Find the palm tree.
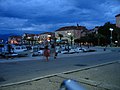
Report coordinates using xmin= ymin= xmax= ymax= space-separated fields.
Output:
xmin=69 ymin=35 xmax=73 ymax=46
xmin=58 ymin=34 xmax=63 ymax=41
xmin=22 ymin=33 xmax=27 ymax=44
xmin=57 ymin=34 xmax=63 ymax=49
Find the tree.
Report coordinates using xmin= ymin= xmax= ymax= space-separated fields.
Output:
xmin=70 ymin=35 xmax=73 ymax=45
xmin=58 ymin=34 xmax=63 ymax=48
xmin=95 ymin=33 xmax=106 ymax=46
xmin=22 ymin=34 xmax=28 ymax=44
xmin=58 ymin=34 xmax=63 ymax=41
xmin=98 ymin=22 xmax=118 ymax=46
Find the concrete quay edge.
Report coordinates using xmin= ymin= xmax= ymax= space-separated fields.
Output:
xmin=57 ymin=72 xmax=120 ymax=90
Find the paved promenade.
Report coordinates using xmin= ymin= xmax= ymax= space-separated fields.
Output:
xmin=0 ymin=60 xmax=120 ymax=90
xmin=0 ymin=47 xmax=120 ymax=90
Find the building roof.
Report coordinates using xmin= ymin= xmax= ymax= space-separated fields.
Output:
xmin=115 ymin=14 xmax=120 ymax=17
xmin=55 ymin=26 xmax=87 ymax=31
xmin=9 ymin=35 xmax=22 ymax=38
xmin=40 ymin=32 xmax=54 ymax=35
xmin=24 ymin=33 xmax=39 ymax=37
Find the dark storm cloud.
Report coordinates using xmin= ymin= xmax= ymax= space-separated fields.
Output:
xmin=0 ymin=0 xmax=120 ymax=34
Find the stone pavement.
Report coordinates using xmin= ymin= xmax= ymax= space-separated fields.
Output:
xmin=0 ymin=60 xmax=120 ymax=90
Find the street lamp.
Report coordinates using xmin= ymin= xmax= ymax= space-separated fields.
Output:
xmin=67 ymin=32 xmax=71 ymax=36
xmin=68 ymin=32 xmax=72 ymax=46
xmin=47 ymin=34 xmax=51 ymax=44
xmin=67 ymin=32 xmax=72 ymax=52
xmin=27 ymin=37 xmax=31 ymax=45
xmin=109 ymin=28 xmax=113 ymax=47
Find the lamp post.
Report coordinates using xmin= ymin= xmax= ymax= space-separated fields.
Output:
xmin=109 ymin=28 xmax=113 ymax=47
xmin=47 ymin=34 xmax=51 ymax=45
xmin=67 ymin=32 xmax=72 ymax=52
xmin=68 ymin=32 xmax=72 ymax=46
xmin=27 ymin=37 xmax=31 ymax=45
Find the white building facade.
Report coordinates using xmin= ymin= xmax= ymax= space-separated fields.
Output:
xmin=115 ymin=14 xmax=120 ymax=28
xmin=55 ymin=26 xmax=87 ymax=44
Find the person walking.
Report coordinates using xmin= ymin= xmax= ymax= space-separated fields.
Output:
xmin=50 ymin=44 xmax=57 ymax=59
xmin=43 ymin=46 xmax=50 ymax=62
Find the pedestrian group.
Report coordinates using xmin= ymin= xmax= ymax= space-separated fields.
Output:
xmin=43 ymin=44 xmax=58 ymax=62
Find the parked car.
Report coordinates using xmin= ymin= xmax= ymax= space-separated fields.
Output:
xmin=38 ymin=50 xmax=44 ymax=55
xmin=12 ymin=45 xmax=29 ymax=57
xmin=32 ymin=47 xmax=44 ymax=56
xmin=61 ymin=49 xmax=76 ymax=54
xmin=74 ymin=47 xmax=87 ymax=53
xmin=2 ymin=44 xmax=28 ymax=56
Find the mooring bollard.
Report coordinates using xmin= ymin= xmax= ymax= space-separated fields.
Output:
xmin=59 ymin=79 xmax=86 ymax=90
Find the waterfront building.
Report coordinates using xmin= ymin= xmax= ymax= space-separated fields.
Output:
xmin=22 ymin=33 xmax=39 ymax=45
xmin=55 ymin=25 xmax=87 ymax=44
xmin=115 ymin=14 xmax=120 ymax=28
xmin=8 ymin=35 xmax=22 ymax=44
xmin=22 ymin=32 xmax=54 ymax=45
xmin=38 ymin=32 xmax=55 ymax=45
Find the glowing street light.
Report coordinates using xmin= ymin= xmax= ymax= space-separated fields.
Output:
xmin=67 ymin=32 xmax=71 ymax=36
xmin=47 ymin=35 xmax=51 ymax=38
xmin=67 ymin=32 xmax=71 ymax=45
xmin=109 ymin=28 xmax=113 ymax=46
xmin=47 ymin=34 xmax=51 ymax=43
xmin=67 ymin=32 xmax=73 ymax=46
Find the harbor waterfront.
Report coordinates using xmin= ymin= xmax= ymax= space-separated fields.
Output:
xmin=0 ymin=46 xmax=120 ymax=90
xmin=0 ymin=1 xmax=120 ymax=89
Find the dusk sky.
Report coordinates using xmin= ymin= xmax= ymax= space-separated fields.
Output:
xmin=0 ymin=0 xmax=120 ymax=34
